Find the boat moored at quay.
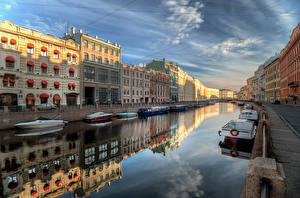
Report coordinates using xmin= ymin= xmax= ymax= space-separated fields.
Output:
xmin=14 ymin=117 xmax=67 ymax=129
xmin=170 ymin=105 xmax=187 ymax=112
xmin=218 ymin=119 xmax=257 ymax=140
xmin=137 ymin=106 xmax=169 ymax=116
xmin=84 ymin=112 xmax=113 ymax=122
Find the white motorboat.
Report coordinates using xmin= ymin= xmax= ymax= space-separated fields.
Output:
xmin=218 ymin=119 xmax=256 ymax=140
xmin=239 ymin=109 xmax=258 ymax=123
xmin=245 ymin=104 xmax=253 ymax=109
xmin=116 ymin=112 xmax=137 ymax=118
xmin=14 ymin=117 xmax=67 ymax=129
xmin=15 ymin=126 xmax=64 ymax=136
xmin=84 ymin=112 xmax=113 ymax=122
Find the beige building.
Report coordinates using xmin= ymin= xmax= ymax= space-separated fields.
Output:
xmin=264 ymin=55 xmax=280 ymax=102
xmin=193 ymin=78 xmax=206 ymax=101
xmin=247 ymin=77 xmax=253 ymax=100
xmin=121 ymin=64 xmax=150 ymax=104
xmin=63 ymin=27 xmax=122 ymax=105
xmin=220 ymin=89 xmax=234 ymax=100
xmin=0 ymin=20 xmax=81 ymax=108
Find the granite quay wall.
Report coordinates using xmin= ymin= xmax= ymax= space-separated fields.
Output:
xmin=0 ymin=101 xmax=210 ymax=130
xmin=243 ymin=102 xmax=286 ymax=198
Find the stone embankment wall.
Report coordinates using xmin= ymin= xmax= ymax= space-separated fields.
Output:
xmin=243 ymin=103 xmax=286 ymax=198
xmin=0 ymin=101 xmax=209 ymax=130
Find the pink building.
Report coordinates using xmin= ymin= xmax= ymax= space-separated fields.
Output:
xmin=121 ymin=64 xmax=150 ymax=104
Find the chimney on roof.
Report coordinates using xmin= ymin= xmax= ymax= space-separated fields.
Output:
xmin=64 ymin=32 xmax=68 ymax=37
xmin=79 ymin=29 xmax=83 ymax=34
xmin=106 ymin=40 xmax=110 ymax=43
xmin=71 ymin=27 xmax=76 ymax=35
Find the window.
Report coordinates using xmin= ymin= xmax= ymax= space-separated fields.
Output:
xmin=27 ymin=48 xmax=34 ymax=54
xmin=53 ymin=53 xmax=59 ymax=59
xmin=41 ymin=51 xmax=47 ymax=56
xmin=84 ymin=40 xmax=88 ymax=48
xmin=140 ymin=73 xmax=143 ymax=78
xmin=5 ymin=58 xmax=14 ymax=68
xmin=98 ymin=56 xmax=102 ymax=63
xmin=84 ymin=53 xmax=89 ymax=60
xmin=92 ymin=43 xmax=95 ymax=50
xmin=98 ymin=45 xmax=102 ymax=51
xmin=97 ymin=69 xmax=108 ymax=83
xmin=140 ymin=90 xmax=142 ymax=95
xmin=105 ymin=58 xmax=109 ymax=64
xmin=99 ymin=144 xmax=107 ymax=152
xmin=132 ymin=90 xmax=135 ymax=95
xmin=116 ymin=51 xmax=119 ymax=57
xmin=110 ymin=49 xmax=113 ymax=55
xmin=111 ymin=147 xmax=118 ymax=155
xmin=98 ymin=88 xmax=108 ymax=103
xmin=42 ymin=67 xmax=47 ymax=74
xmin=100 ymin=175 xmax=103 ymax=182
xmin=84 ymin=66 xmax=95 ymax=81
xmin=111 ymin=88 xmax=119 ymax=103
xmin=72 ymin=56 xmax=76 ymax=62
xmin=67 ymin=56 xmax=71 ymax=61
xmin=99 ymin=151 xmax=107 ymax=159
xmin=27 ymin=65 xmax=34 ymax=73
xmin=91 ymin=54 xmax=95 ymax=61
xmin=104 ymin=47 xmax=108 ymax=53
xmin=111 ymin=71 xmax=119 ymax=84
xmin=111 ymin=140 xmax=118 ymax=148
xmin=110 ymin=59 xmax=114 ymax=65
xmin=54 ymin=69 xmax=59 ymax=75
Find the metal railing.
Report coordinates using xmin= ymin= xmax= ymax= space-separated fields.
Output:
xmin=260 ymin=112 xmax=270 ymax=198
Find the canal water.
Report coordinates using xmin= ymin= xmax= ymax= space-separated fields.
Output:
xmin=1 ymin=103 xmax=253 ymax=198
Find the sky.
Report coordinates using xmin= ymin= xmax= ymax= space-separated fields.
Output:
xmin=1 ymin=0 xmax=299 ymax=90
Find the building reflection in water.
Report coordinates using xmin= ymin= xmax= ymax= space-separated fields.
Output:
xmin=0 ymin=104 xmax=236 ymax=197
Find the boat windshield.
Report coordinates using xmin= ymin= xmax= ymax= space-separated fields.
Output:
xmin=227 ymin=121 xmax=252 ymax=131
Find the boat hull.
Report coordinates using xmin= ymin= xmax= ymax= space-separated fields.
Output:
xmin=219 ymin=127 xmax=256 ymax=140
xmin=117 ymin=112 xmax=137 ymax=118
xmin=14 ymin=120 xmax=65 ymax=129
xmin=84 ymin=114 xmax=112 ymax=123
xmin=137 ymin=109 xmax=168 ymax=116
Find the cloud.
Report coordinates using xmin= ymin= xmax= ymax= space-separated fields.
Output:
xmin=163 ymin=0 xmax=205 ymax=45
xmin=4 ymin=4 xmax=11 ymax=10
xmin=23 ymin=14 xmax=67 ymax=37
xmin=199 ymin=37 xmax=263 ymax=56
xmin=165 ymin=154 xmax=204 ymax=198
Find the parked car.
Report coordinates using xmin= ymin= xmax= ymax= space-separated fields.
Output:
xmin=272 ymin=100 xmax=280 ymax=104
xmin=37 ymin=103 xmax=57 ymax=110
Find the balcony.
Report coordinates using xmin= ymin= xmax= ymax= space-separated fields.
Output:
xmin=288 ymin=81 xmax=300 ymax=87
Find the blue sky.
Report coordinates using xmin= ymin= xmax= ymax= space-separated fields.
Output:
xmin=1 ymin=0 xmax=299 ymax=90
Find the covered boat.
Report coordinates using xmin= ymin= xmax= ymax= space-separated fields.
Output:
xmin=237 ymin=102 xmax=244 ymax=106
xmin=117 ymin=112 xmax=137 ymax=118
xmin=194 ymin=104 xmax=204 ymax=108
xmin=84 ymin=112 xmax=113 ymax=122
xmin=14 ymin=117 xmax=67 ymax=129
xmin=218 ymin=119 xmax=256 ymax=140
xmin=137 ymin=106 xmax=169 ymax=116
xmin=170 ymin=105 xmax=187 ymax=112
xmin=239 ymin=109 xmax=258 ymax=124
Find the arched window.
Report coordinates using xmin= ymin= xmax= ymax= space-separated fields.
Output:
xmin=26 ymin=94 xmax=35 ymax=108
xmin=53 ymin=94 xmax=61 ymax=105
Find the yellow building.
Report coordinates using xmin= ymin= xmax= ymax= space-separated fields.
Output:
xmin=0 ymin=20 xmax=81 ymax=108
xmin=205 ymin=87 xmax=220 ymax=99
xmin=264 ymin=56 xmax=280 ymax=102
xmin=193 ymin=78 xmax=206 ymax=101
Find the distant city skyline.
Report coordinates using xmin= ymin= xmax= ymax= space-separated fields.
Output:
xmin=1 ymin=0 xmax=299 ymax=90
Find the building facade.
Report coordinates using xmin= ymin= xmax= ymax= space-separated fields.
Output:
xmin=146 ymin=58 xmax=178 ymax=102
xmin=220 ymin=89 xmax=234 ymax=100
xmin=264 ymin=54 xmax=280 ymax=103
xmin=252 ymin=64 xmax=266 ymax=102
xmin=121 ymin=64 xmax=150 ymax=104
xmin=205 ymin=87 xmax=219 ymax=99
xmin=246 ymin=77 xmax=253 ymax=101
xmin=239 ymin=85 xmax=248 ymax=100
xmin=63 ymin=27 xmax=122 ymax=105
xmin=149 ymin=70 xmax=170 ymax=103
xmin=280 ymin=23 xmax=300 ymax=104
xmin=0 ymin=20 xmax=80 ymax=108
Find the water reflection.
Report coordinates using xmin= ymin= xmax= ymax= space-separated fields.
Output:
xmin=0 ymin=103 xmax=238 ymax=198
xmin=219 ymin=137 xmax=254 ymax=159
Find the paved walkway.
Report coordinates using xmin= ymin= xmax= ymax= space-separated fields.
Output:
xmin=266 ymin=104 xmax=300 ymax=198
